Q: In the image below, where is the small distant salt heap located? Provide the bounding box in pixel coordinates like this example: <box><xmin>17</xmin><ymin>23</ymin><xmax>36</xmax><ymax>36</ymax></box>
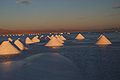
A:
<box><xmin>45</xmin><ymin>36</ymin><xmax>63</xmax><ymax>47</ymax></box>
<box><xmin>8</xmin><ymin>38</ymin><xmax>13</xmax><ymax>42</ymax></box>
<box><xmin>58</xmin><ymin>35</ymin><xmax>66</xmax><ymax>41</ymax></box>
<box><xmin>35</xmin><ymin>36</ymin><xmax>39</xmax><ymax>38</ymax></box>
<box><xmin>40</xmin><ymin>35</ymin><xmax>44</xmax><ymax>38</ymax></box>
<box><xmin>0</xmin><ymin>41</ymin><xmax>20</xmax><ymax>55</ymax></box>
<box><xmin>47</xmin><ymin>36</ymin><xmax>51</xmax><ymax>40</ymax></box>
<box><xmin>25</xmin><ymin>37</ymin><xmax>34</xmax><ymax>44</ymax></box>
<box><xmin>75</xmin><ymin>33</ymin><xmax>85</xmax><ymax>40</ymax></box>
<box><xmin>32</xmin><ymin>36</ymin><xmax>40</xmax><ymax>43</ymax></box>
<box><xmin>55</xmin><ymin>35</ymin><xmax>58</xmax><ymax>38</ymax></box>
<box><xmin>14</xmin><ymin>39</ymin><xmax>26</xmax><ymax>51</ymax></box>
<box><xmin>67</xmin><ymin>32</ymin><xmax>70</xmax><ymax>34</ymax></box>
<box><xmin>50</xmin><ymin>35</ymin><xmax>54</xmax><ymax>39</ymax></box>
<box><xmin>60</xmin><ymin>33</ymin><xmax>63</xmax><ymax>34</ymax></box>
<box><xmin>96</xmin><ymin>35</ymin><xmax>112</xmax><ymax>45</ymax></box>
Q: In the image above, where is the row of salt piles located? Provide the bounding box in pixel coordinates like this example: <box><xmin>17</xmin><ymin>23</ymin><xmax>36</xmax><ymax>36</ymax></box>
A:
<box><xmin>75</xmin><ymin>33</ymin><xmax>112</xmax><ymax>45</ymax></box>
<box><xmin>45</xmin><ymin>35</ymin><xmax>66</xmax><ymax>47</ymax></box>
<box><xmin>0</xmin><ymin>39</ymin><xmax>26</xmax><ymax>56</ymax></box>
<box><xmin>0</xmin><ymin>33</ymin><xmax>112</xmax><ymax>56</ymax></box>
<box><xmin>25</xmin><ymin>36</ymin><xmax>40</xmax><ymax>44</ymax></box>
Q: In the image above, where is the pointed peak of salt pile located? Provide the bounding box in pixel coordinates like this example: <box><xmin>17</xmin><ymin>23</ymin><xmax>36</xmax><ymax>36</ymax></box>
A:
<box><xmin>40</xmin><ymin>35</ymin><xmax>44</xmax><ymax>38</ymax></box>
<box><xmin>97</xmin><ymin>34</ymin><xmax>103</xmax><ymax>40</ymax></box>
<box><xmin>55</xmin><ymin>35</ymin><xmax>58</xmax><ymax>38</ymax></box>
<box><xmin>50</xmin><ymin>35</ymin><xmax>54</xmax><ymax>39</ymax></box>
<box><xmin>0</xmin><ymin>41</ymin><xmax>20</xmax><ymax>55</ymax></box>
<box><xmin>56</xmin><ymin>36</ymin><xmax>64</xmax><ymax>44</ymax></box>
<box><xmin>32</xmin><ymin>36</ymin><xmax>40</xmax><ymax>43</ymax></box>
<box><xmin>59</xmin><ymin>35</ymin><xmax>66</xmax><ymax>40</ymax></box>
<box><xmin>75</xmin><ymin>33</ymin><xmax>85</xmax><ymax>40</ymax></box>
<box><xmin>35</xmin><ymin>36</ymin><xmax>39</xmax><ymax>38</ymax></box>
<box><xmin>45</xmin><ymin>36</ymin><xmax>63</xmax><ymax>47</ymax></box>
<box><xmin>14</xmin><ymin>39</ymin><xmax>26</xmax><ymax>51</ymax></box>
<box><xmin>8</xmin><ymin>38</ymin><xmax>13</xmax><ymax>42</ymax></box>
<box><xmin>25</xmin><ymin>37</ymin><xmax>34</xmax><ymax>44</ymax></box>
<box><xmin>96</xmin><ymin>35</ymin><xmax>112</xmax><ymax>45</ymax></box>
<box><xmin>47</xmin><ymin>36</ymin><xmax>51</xmax><ymax>39</ymax></box>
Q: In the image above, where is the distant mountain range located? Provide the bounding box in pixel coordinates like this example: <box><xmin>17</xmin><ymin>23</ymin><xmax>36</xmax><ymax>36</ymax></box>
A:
<box><xmin>0</xmin><ymin>28</ymin><xmax>42</xmax><ymax>34</ymax></box>
<box><xmin>0</xmin><ymin>28</ymin><xmax>87</xmax><ymax>34</ymax></box>
<box><xmin>0</xmin><ymin>27</ymin><xmax>119</xmax><ymax>34</ymax></box>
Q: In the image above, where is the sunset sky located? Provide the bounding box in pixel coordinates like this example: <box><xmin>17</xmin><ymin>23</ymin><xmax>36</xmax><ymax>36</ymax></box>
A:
<box><xmin>0</xmin><ymin>0</ymin><xmax>120</xmax><ymax>30</ymax></box>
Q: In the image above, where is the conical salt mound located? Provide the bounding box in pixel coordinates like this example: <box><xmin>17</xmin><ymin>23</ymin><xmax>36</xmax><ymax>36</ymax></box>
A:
<box><xmin>0</xmin><ymin>41</ymin><xmax>20</xmax><ymax>55</ymax></box>
<box><xmin>97</xmin><ymin>34</ymin><xmax>103</xmax><ymax>40</ymax></box>
<box><xmin>8</xmin><ymin>38</ymin><xmax>13</xmax><ymax>42</ymax></box>
<box><xmin>59</xmin><ymin>35</ymin><xmax>66</xmax><ymax>40</ymax></box>
<box><xmin>25</xmin><ymin>37</ymin><xmax>34</xmax><ymax>44</ymax></box>
<box><xmin>45</xmin><ymin>36</ymin><xmax>63</xmax><ymax>47</ymax></box>
<box><xmin>75</xmin><ymin>33</ymin><xmax>85</xmax><ymax>40</ymax></box>
<box><xmin>55</xmin><ymin>35</ymin><xmax>64</xmax><ymax>43</ymax></box>
<box><xmin>56</xmin><ymin>36</ymin><xmax>64</xmax><ymax>44</ymax></box>
<box><xmin>32</xmin><ymin>36</ymin><xmax>40</xmax><ymax>43</ymax></box>
<box><xmin>96</xmin><ymin>35</ymin><xmax>112</xmax><ymax>45</ymax></box>
<box><xmin>14</xmin><ymin>39</ymin><xmax>25</xmax><ymax>51</ymax></box>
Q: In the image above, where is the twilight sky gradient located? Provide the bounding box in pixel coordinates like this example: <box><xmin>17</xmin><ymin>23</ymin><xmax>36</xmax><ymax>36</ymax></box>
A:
<box><xmin>0</xmin><ymin>0</ymin><xmax>120</xmax><ymax>30</ymax></box>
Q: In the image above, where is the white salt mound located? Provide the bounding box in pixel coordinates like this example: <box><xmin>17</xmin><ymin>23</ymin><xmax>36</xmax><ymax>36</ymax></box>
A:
<box><xmin>45</xmin><ymin>36</ymin><xmax>63</xmax><ymax>47</ymax></box>
<box><xmin>14</xmin><ymin>39</ymin><xmax>26</xmax><ymax>51</ymax></box>
<box><xmin>59</xmin><ymin>35</ymin><xmax>66</xmax><ymax>40</ymax></box>
<box><xmin>96</xmin><ymin>35</ymin><xmax>112</xmax><ymax>45</ymax></box>
<box><xmin>0</xmin><ymin>41</ymin><xmax>20</xmax><ymax>55</ymax></box>
<box><xmin>25</xmin><ymin>37</ymin><xmax>34</xmax><ymax>44</ymax></box>
<box><xmin>75</xmin><ymin>33</ymin><xmax>85</xmax><ymax>40</ymax></box>
<box><xmin>8</xmin><ymin>38</ymin><xmax>13</xmax><ymax>42</ymax></box>
<box><xmin>32</xmin><ymin>36</ymin><xmax>40</xmax><ymax>43</ymax></box>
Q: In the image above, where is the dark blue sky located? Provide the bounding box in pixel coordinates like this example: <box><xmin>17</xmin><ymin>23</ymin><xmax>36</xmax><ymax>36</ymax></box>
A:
<box><xmin>0</xmin><ymin>0</ymin><xmax>120</xmax><ymax>30</ymax></box>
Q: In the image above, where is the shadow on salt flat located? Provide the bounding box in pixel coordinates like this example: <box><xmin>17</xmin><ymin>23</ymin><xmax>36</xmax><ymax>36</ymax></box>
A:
<box><xmin>3</xmin><ymin>53</ymin><xmax>81</xmax><ymax>80</ymax></box>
